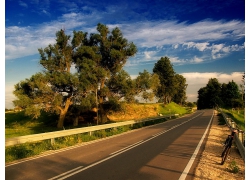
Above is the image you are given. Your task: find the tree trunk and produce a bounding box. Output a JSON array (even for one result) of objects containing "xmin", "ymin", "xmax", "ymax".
[
  {"xmin": 73, "ymin": 116, "xmax": 79, "ymax": 126},
  {"xmin": 57, "ymin": 111, "xmax": 66, "ymax": 129},
  {"xmin": 99, "ymin": 104, "xmax": 108, "ymax": 124},
  {"xmin": 163, "ymin": 95, "xmax": 167, "ymax": 104},
  {"xmin": 57, "ymin": 98, "xmax": 72, "ymax": 129}
]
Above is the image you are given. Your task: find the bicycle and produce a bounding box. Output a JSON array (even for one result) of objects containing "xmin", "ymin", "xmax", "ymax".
[{"xmin": 220, "ymin": 129, "xmax": 238, "ymax": 165}]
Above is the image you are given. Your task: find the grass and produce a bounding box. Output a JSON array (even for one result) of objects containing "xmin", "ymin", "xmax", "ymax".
[
  {"xmin": 5, "ymin": 102, "xmax": 191, "ymax": 163},
  {"xmin": 228, "ymin": 160, "xmax": 240, "ymax": 173},
  {"xmin": 158, "ymin": 102, "xmax": 191, "ymax": 115},
  {"xmin": 221, "ymin": 108, "xmax": 245, "ymax": 131}
]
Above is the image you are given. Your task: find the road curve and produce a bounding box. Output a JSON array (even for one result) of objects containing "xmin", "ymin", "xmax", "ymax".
[{"xmin": 5, "ymin": 109, "xmax": 214, "ymax": 180}]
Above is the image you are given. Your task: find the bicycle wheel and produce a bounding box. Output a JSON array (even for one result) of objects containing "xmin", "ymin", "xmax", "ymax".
[{"xmin": 221, "ymin": 146, "xmax": 230, "ymax": 165}]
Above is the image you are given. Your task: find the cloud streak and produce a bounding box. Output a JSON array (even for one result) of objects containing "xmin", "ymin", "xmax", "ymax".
[{"xmin": 5, "ymin": 10, "xmax": 245, "ymax": 61}]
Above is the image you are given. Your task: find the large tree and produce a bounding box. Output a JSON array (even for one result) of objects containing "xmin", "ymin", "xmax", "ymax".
[
  {"xmin": 13, "ymin": 29, "xmax": 93, "ymax": 128},
  {"xmin": 153, "ymin": 57, "xmax": 176, "ymax": 104},
  {"xmin": 73, "ymin": 23, "xmax": 137, "ymax": 123},
  {"xmin": 13, "ymin": 24, "xmax": 137, "ymax": 126}
]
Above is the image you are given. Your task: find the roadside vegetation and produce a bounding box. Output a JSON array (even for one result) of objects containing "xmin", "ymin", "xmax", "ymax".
[{"xmin": 220, "ymin": 108, "xmax": 245, "ymax": 131}]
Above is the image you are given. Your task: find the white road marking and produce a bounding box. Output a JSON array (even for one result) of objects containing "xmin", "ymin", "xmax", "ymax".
[
  {"xmin": 178, "ymin": 111, "xmax": 213, "ymax": 180},
  {"xmin": 110, "ymin": 140, "xmax": 144, "ymax": 155}
]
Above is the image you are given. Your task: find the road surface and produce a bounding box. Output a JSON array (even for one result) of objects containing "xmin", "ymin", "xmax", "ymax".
[{"xmin": 5, "ymin": 109, "xmax": 214, "ymax": 180}]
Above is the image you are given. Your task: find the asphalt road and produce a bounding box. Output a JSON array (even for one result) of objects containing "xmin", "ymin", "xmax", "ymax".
[{"xmin": 5, "ymin": 109, "xmax": 214, "ymax": 180}]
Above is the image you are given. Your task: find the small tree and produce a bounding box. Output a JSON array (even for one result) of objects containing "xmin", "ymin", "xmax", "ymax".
[
  {"xmin": 134, "ymin": 70, "xmax": 160, "ymax": 102},
  {"xmin": 153, "ymin": 57, "xmax": 175, "ymax": 104}
]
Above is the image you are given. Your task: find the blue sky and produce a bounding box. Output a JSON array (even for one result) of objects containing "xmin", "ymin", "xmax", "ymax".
[{"xmin": 4, "ymin": 0, "xmax": 246, "ymax": 109}]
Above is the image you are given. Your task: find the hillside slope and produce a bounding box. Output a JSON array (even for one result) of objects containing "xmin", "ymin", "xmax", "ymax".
[{"xmin": 108, "ymin": 102, "xmax": 189, "ymax": 121}]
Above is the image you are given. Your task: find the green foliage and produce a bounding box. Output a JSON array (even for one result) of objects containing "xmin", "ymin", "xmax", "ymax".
[
  {"xmin": 153, "ymin": 57, "xmax": 176, "ymax": 104},
  {"xmin": 172, "ymin": 74, "xmax": 187, "ymax": 105},
  {"xmin": 134, "ymin": 70, "xmax": 160, "ymax": 102},
  {"xmin": 217, "ymin": 113, "xmax": 226, "ymax": 125},
  {"xmin": 228, "ymin": 160, "xmax": 240, "ymax": 173},
  {"xmin": 197, "ymin": 76, "xmax": 244, "ymax": 111},
  {"xmin": 13, "ymin": 24, "xmax": 138, "ymax": 127},
  {"xmin": 152, "ymin": 57, "xmax": 187, "ymax": 105},
  {"xmin": 222, "ymin": 108, "xmax": 245, "ymax": 130}
]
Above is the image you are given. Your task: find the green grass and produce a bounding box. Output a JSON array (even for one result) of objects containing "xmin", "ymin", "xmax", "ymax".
[
  {"xmin": 158, "ymin": 102, "xmax": 191, "ymax": 115},
  {"xmin": 221, "ymin": 108, "xmax": 245, "ymax": 131},
  {"xmin": 5, "ymin": 111, "xmax": 60, "ymax": 138}
]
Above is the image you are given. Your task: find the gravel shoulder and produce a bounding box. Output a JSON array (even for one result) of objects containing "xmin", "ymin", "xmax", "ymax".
[{"xmin": 193, "ymin": 110, "xmax": 245, "ymax": 180}]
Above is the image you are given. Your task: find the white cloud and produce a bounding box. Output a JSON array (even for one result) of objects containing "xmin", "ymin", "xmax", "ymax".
[
  {"xmin": 190, "ymin": 56, "xmax": 204, "ymax": 63},
  {"xmin": 182, "ymin": 42, "xmax": 210, "ymax": 51},
  {"xmin": 19, "ymin": 1, "xmax": 28, "ymax": 8},
  {"xmin": 5, "ymin": 13, "xmax": 244, "ymax": 61},
  {"xmin": 122, "ymin": 20, "xmax": 244, "ymax": 47},
  {"xmin": 144, "ymin": 51, "xmax": 157, "ymax": 59},
  {"xmin": 5, "ymin": 83, "xmax": 17, "ymax": 109}
]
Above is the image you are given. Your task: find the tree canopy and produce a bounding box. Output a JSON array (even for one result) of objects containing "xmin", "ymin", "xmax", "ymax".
[
  {"xmin": 152, "ymin": 56, "xmax": 187, "ymax": 104},
  {"xmin": 13, "ymin": 24, "xmax": 137, "ymax": 128},
  {"xmin": 197, "ymin": 78, "xmax": 243, "ymax": 109}
]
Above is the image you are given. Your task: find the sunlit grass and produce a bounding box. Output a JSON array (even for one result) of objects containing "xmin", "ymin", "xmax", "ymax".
[{"xmin": 222, "ymin": 108, "xmax": 245, "ymax": 131}]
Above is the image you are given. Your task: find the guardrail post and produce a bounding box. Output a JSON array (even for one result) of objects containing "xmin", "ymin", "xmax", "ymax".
[
  {"xmin": 231, "ymin": 121, "xmax": 235, "ymax": 128},
  {"xmin": 89, "ymin": 131, "xmax": 92, "ymax": 136},
  {"xmin": 51, "ymin": 138, "xmax": 55, "ymax": 145},
  {"xmin": 227, "ymin": 118, "xmax": 231, "ymax": 126},
  {"xmin": 238, "ymin": 130, "xmax": 244, "ymax": 144}
]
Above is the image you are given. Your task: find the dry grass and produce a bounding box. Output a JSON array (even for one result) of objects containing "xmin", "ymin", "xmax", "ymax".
[{"xmin": 108, "ymin": 103, "xmax": 159, "ymax": 121}]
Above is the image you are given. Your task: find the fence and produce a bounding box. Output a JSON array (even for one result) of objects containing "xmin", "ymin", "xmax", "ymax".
[
  {"xmin": 5, "ymin": 114, "xmax": 180, "ymax": 147},
  {"xmin": 217, "ymin": 108, "xmax": 245, "ymax": 161}
]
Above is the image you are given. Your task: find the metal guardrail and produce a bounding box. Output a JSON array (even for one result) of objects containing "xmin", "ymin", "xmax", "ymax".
[
  {"xmin": 5, "ymin": 114, "xmax": 180, "ymax": 147},
  {"xmin": 217, "ymin": 108, "xmax": 245, "ymax": 161}
]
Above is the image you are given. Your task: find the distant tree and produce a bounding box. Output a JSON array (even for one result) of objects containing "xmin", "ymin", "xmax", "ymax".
[
  {"xmin": 153, "ymin": 57, "xmax": 175, "ymax": 104},
  {"xmin": 134, "ymin": 70, "xmax": 160, "ymax": 102},
  {"xmin": 186, "ymin": 102, "xmax": 195, "ymax": 108},
  {"xmin": 197, "ymin": 87, "xmax": 208, "ymax": 109},
  {"xmin": 206, "ymin": 78, "xmax": 222, "ymax": 108},
  {"xmin": 221, "ymin": 80, "xmax": 241, "ymax": 108},
  {"xmin": 107, "ymin": 69, "xmax": 135, "ymax": 103},
  {"xmin": 172, "ymin": 74, "xmax": 187, "ymax": 105}
]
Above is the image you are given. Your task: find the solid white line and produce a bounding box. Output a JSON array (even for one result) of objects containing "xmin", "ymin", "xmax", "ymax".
[{"xmin": 178, "ymin": 111, "xmax": 214, "ymax": 180}]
